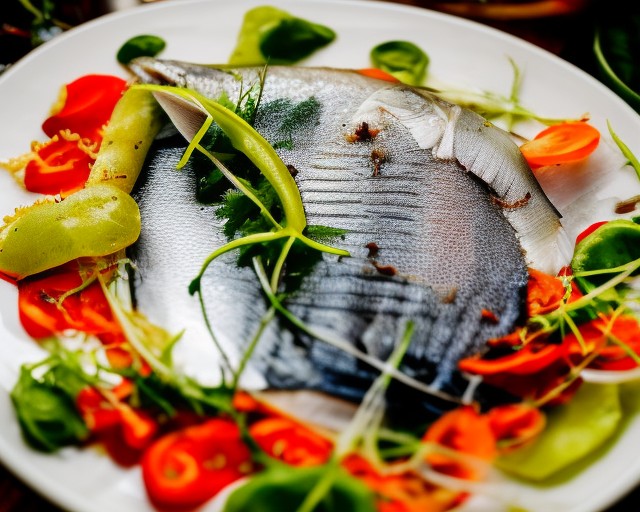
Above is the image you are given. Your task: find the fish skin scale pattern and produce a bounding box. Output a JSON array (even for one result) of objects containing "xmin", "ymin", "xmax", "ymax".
[{"xmin": 128, "ymin": 59, "xmax": 561, "ymax": 409}]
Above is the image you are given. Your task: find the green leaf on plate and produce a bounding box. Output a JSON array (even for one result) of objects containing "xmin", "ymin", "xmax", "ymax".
[
  {"xmin": 117, "ymin": 34, "xmax": 166, "ymax": 64},
  {"xmin": 496, "ymin": 383, "xmax": 622, "ymax": 481}
]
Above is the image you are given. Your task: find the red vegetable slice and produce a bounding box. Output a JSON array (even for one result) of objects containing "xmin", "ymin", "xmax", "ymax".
[
  {"xmin": 356, "ymin": 68, "xmax": 400, "ymax": 83},
  {"xmin": 249, "ymin": 417, "xmax": 333, "ymax": 467},
  {"xmin": 24, "ymin": 135, "xmax": 94, "ymax": 197},
  {"xmin": 575, "ymin": 220, "xmax": 609, "ymax": 244},
  {"xmin": 42, "ymin": 74, "xmax": 127, "ymax": 140},
  {"xmin": 141, "ymin": 418, "xmax": 254, "ymax": 509},
  {"xmin": 487, "ymin": 403, "xmax": 545, "ymax": 452},
  {"xmin": 520, "ymin": 121, "xmax": 600, "ymax": 169},
  {"xmin": 17, "ymin": 262, "xmax": 120, "ymax": 339},
  {"xmin": 423, "ymin": 405, "xmax": 496, "ymax": 480},
  {"xmin": 527, "ymin": 267, "xmax": 566, "ymax": 317}
]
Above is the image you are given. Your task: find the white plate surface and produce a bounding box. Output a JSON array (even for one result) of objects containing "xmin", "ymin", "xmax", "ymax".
[{"xmin": 1, "ymin": 1, "xmax": 640, "ymax": 511}]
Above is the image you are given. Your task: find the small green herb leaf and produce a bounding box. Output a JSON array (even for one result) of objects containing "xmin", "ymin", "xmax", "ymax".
[
  {"xmin": 370, "ymin": 40, "xmax": 429, "ymax": 86},
  {"xmin": 117, "ymin": 34, "xmax": 166, "ymax": 64}
]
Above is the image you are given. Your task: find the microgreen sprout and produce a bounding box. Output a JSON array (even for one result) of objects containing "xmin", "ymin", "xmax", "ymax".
[{"xmin": 607, "ymin": 120, "xmax": 640, "ymax": 181}]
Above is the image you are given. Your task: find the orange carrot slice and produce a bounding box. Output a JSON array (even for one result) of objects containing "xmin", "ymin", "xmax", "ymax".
[
  {"xmin": 356, "ymin": 68, "xmax": 400, "ymax": 83},
  {"xmin": 520, "ymin": 121, "xmax": 600, "ymax": 169}
]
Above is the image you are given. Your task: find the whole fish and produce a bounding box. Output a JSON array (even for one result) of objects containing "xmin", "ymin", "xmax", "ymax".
[{"xmin": 128, "ymin": 59, "xmax": 571, "ymax": 411}]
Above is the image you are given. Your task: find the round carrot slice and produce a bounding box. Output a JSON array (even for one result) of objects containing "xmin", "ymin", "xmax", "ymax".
[{"xmin": 520, "ymin": 121, "xmax": 600, "ymax": 168}]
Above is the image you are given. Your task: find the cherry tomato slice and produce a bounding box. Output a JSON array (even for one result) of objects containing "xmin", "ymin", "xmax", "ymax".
[
  {"xmin": 249, "ymin": 417, "xmax": 333, "ymax": 467},
  {"xmin": 141, "ymin": 418, "xmax": 253, "ymax": 509}
]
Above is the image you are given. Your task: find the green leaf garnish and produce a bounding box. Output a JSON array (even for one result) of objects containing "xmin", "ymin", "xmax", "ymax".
[
  {"xmin": 259, "ymin": 18, "xmax": 336, "ymax": 65},
  {"xmin": 117, "ymin": 34, "xmax": 166, "ymax": 64},
  {"xmin": 229, "ymin": 6, "xmax": 335, "ymax": 65},
  {"xmin": 370, "ymin": 40, "xmax": 429, "ymax": 86}
]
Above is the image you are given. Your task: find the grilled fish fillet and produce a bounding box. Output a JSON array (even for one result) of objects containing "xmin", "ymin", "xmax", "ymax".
[{"xmin": 127, "ymin": 59, "xmax": 571, "ymax": 407}]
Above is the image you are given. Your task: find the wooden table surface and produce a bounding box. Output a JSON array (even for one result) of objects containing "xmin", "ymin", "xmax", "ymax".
[{"xmin": 1, "ymin": 0, "xmax": 638, "ymax": 510}]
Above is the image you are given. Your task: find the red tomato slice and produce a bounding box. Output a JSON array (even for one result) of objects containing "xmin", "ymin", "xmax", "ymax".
[
  {"xmin": 42, "ymin": 75, "xmax": 127, "ymax": 140},
  {"xmin": 24, "ymin": 136, "xmax": 94, "ymax": 197},
  {"xmin": 249, "ymin": 417, "xmax": 333, "ymax": 467},
  {"xmin": 141, "ymin": 418, "xmax": 254, "ymax": 509},
  {"xmin": 17, "ymin": 262, "xmax": 120, "ymax": 339}
]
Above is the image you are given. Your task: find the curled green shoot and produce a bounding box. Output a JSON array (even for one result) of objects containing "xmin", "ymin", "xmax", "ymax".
[
  {"xmin": 134, "ymin": 83, "xmax": 350, "ymax": 297},
  {"xmin": 607, "ymin": 120, "xmax": 640, "ymax": 182}
]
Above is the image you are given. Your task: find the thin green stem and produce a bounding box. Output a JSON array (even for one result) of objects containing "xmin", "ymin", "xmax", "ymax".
[
  {"xmin": 565, "ymin": 257, "xmax": 640, "ymax": 313},
  {"xmin": 270, "ymin": 236, "xmax": 295, "ymax": 292},
  {"xmin": 607, "ymin": 120, "xmax": 640, "ymax": 181},
  {"xmin": 198, "ymin": 289, "xmax": 233, "ymax": 384},
  {"xmin": 298, "ymin": 233, "xmax": 350, "ymax": 257},
  {"xmin": 199, "ymin": 144, "xmax": 282, "ymax": 230},
  {"xmin": 296, "ymin": 459, "xmax": 340, "ymax": 512},
  {"xmin": 231, "ymin": 307, "xmax": 276, "ymax": 390},
  {"xmin": 190, "ymin": 230, "xmax": 290, "ymax": 294}
]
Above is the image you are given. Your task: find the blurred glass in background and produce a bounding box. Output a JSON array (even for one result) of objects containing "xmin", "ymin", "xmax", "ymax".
[{"xmin": 0, "ymin": 0, "xmax": 638, "ymax": 111}]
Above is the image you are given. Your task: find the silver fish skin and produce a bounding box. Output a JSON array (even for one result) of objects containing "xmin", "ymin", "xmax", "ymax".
[{"xmin": 128, "ymin": 59, "xmax": 568, "ymax": 404}]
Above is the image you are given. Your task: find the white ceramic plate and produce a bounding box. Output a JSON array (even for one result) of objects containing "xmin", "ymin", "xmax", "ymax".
[{"xmin": 1, "ymin": 1, "xmax": 640, "ymax": 511}]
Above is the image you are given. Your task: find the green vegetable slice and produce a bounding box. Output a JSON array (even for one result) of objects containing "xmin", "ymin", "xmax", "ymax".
[
  {"xmin": 0, "ymin": 184, "xmax": 140, "ymax": 279},
  {"xmin": 496, "ymin": 383, "xmax": 622, "ymax": 481},
  {"xmin": 223, "ymin": 464, "xmax": 376, "ymax": 512},
  {"xmin": 229, "ymin": 6, "xmax": 335, "ymax": 65},
  {"xmin": 116, "ymin": 34, "xmax": 166, "ymax": 65},
  {"xmin": 259, "ymin": 18, "xmax": 335, "ymax": 65},
  {"xmin": 571, "ymin": 219, "xmax": 640, "ymax": 291},
  {"xmin": 370, "ymin": 40, "xmax": 428, "ymax": 86}
]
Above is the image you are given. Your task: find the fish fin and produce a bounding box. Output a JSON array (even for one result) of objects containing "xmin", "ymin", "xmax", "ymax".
[{"xmin": 152, "ymin": 90, "xmax": 208, "ymax": 142}]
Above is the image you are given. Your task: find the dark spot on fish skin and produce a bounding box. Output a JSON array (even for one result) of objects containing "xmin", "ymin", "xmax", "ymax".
[
  {"xmin": 615, "ymin": 195, "xmax": 640, "ymax": 214},
  {"xmin": 346, "ymin": 122, "xmax": 379, "ymax": 143},
  {"xmin": 371, "ymin": 261, "xmax": 397, "ymax": 276},
  {"xmin": 371, "ymin": 149, "xmax": 386, "ymax": 177},
  {"xmin": 108, "ymin": 141, "xmax": 114, "ymax": 146},
  {"xmin": 287, "ymin": 164, "xmax": 299, "ymax": 178},
  {"xmin": 491, "ymin": 192, "xmax": 532, "ymax": 210},
  {"xmin": 111, "ymin": 196, "xmax": 118, "ymax": 201},
  {"xmin": 442, "ymin": 288, "xmax": 458, "ymax": 304},
  {"xmin": 365, "ymin": 242, "xmax": 379, "ymax": 258},
  {"xmin": 481, "ymin": 309, "xmax": 499, "ymax": 324},
  {"xmin": 114, "ymin": 174, "xmax": 128, "ymax": 180}
]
